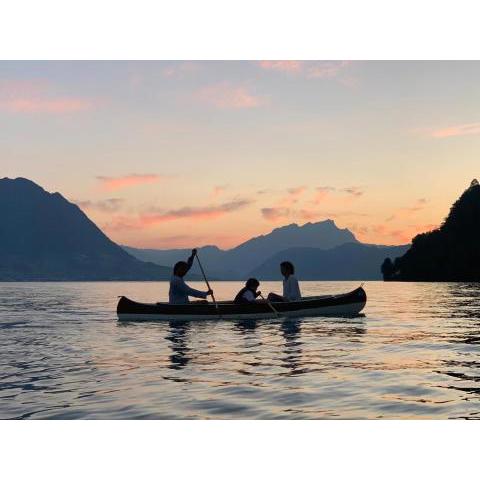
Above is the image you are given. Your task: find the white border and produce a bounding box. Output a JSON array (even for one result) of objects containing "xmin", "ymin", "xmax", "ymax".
[
  {"xmin": 1, "ymin": 0, "xmax": 480, "ymax": 59},
  {"xmin": 2, "ymin": 421, "xmax": 478, "ymax": 480},
  {"xmin": 1, "ymin": 1, "xmax": 478, "ymax": 477}
]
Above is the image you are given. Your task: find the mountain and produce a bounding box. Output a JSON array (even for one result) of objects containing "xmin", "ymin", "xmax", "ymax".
[
  {"xmin": 124, "ymin": 220, "xmax": 359, "ymax": 278},
  {"xmin": 250, "ymin": 243, "xmax": 410, "ymax": 280},
  {"xmin": 223, "ymin": 220, "xmax": 358, "ymax": 274},
  {"xmin": 0, "ymin": 177, "xmax": 172, "ymax": 280},
  {"xmin": 382, "ymin": 179, "xmax": 480, "ymax": 281}
]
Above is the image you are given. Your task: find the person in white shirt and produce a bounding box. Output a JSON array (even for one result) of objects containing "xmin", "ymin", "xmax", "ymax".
[
  {"xmin": 168, "ymin": 249, "xmax": 213, "ymax": 304},
  {"xmin": 267, "ymin": 261, "xmax": 302, "ymax": 302}
]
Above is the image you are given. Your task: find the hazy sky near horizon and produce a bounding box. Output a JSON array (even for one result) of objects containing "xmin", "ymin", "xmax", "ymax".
[{"xmin": 1, "ymin": 60, "xmax": 480, "ymax": 249}]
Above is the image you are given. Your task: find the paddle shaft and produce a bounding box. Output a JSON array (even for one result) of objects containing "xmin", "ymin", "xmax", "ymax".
[
  {"xmin": 260, "ymin": 293, "xmax": 280, "ymax": 318},
  {"xmin": 195, "ymin": 251, "xmax": 221, "ymax": 316}
]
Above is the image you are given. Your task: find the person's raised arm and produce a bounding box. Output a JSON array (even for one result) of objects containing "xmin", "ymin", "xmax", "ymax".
[{"xmin": 186, "ymin": 248, "xmax": 197, "ymax": 272}]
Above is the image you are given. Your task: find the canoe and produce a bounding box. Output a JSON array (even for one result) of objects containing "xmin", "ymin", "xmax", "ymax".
[{"xmin": 116, "ymin": 286, "xmax": 367, "ymax": 321}]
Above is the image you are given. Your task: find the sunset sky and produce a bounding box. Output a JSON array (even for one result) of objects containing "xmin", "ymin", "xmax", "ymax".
[{"xmin": 2, "ymin": 60, "xmax": 480, "ymax": 249}]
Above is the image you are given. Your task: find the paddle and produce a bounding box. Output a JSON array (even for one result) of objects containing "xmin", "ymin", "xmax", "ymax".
[
  {"xmin": 259, "ymin": 293, "xmax": 281, "ymax": 319},
  {"xmin": 194, "ymin": 250, "xmax": 222, "ymax": 319}
]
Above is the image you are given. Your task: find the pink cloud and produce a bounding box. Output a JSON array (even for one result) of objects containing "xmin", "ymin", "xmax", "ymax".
[
  {"xmin": 195, "ymin": 83, "xmax": 264, "ymax": 109},
  {"xmin": 3, "ymin": 98, "xmax": 93, "ymax": 113},
  {"xmin": 298, "ymin": 209, "xmax": 319, "ymax": 221},
  {"xmin": 311, "ymin": 186, "xmax": 336, "ymax": 204},
  {"xmin": 306, "ymin": 61, "xmax": 351, "ymax": 79},
  {"xmin": 96, "ymin": 174, "xmax": 164, "ymax": 192},
  {"xmin": 163, "ymin": 62, "xmax": 200, "ymax": 78},
  {"xmin": 257, "ymin": 60, "xmax": 352, "ymax": 82},
  {"xmin": 258, "ymin": 61, "xmax": 303, "ymax": 73},
  {"xmin": 0, "ymin": 79, "xmax": 95, "ymax": 114},
  {"xmin": 430, "ymin": 122, "xmax": 480, "ymax": 138}
]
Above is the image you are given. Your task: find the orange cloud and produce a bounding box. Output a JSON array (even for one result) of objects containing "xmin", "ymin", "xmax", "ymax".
[
  {"xmin": 195, "ymin": 83, "xmax": 264, "ymax": 109},
  {"xmin": 386, "ymin": 198, "xmax": 428, "ymax": 222},
  {"xmin": 96, "ymin": 174, "xmax": 164, "ymax": 191},
  {"xmin": 0, "ymin": 79, "xmax": 95, "ymax": 114},
  {"xmin": 390, "ymin": 224, "xmax": 439, "ymax": 244},
  {"xmin": 430, "ymin": 122, "xmax": 480, "ymax": 138}
]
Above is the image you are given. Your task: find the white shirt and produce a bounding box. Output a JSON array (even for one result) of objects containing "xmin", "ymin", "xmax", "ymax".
[
  {"xmin": 283, "ymin": 275, "xmax": 301, "ymax": 301},
  {"xmin": 168, "ymin": 275, "xmax": 208, "ymax": 304},
  {"xmin": 242, "ymin": 290, "xmax": 256, "ymax": 302}
]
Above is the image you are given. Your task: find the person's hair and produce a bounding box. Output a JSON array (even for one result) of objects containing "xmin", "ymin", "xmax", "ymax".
[
  {"xmin": 245, "ymin": 278, "xmax": 260, "ymax": 289},
  {"xmin": 281, "ymin": 261, "xmax": 295, "ymax": 275},
  {"xmin": 173, "ymin": 261, "xmax": 188, "ymax": 276}
]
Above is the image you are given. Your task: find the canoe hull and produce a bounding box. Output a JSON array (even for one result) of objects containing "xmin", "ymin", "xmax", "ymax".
[{"xmin": 117, "ymin": 286, "xmax": 367, "ymax": 321}]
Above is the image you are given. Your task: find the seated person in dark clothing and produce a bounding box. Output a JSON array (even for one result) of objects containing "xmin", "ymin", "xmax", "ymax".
[{"xmin": 234, "ymin": 278, "xmax": 262, "ymax": 304}]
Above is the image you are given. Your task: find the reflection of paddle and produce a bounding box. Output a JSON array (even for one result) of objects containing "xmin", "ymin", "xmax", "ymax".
[
  {"xmin": 259, "ymin": 293, "xmax": 280, "ymax": 318},
  {"xmin": 195, "ymin": 250, "xmax": 222, "ymax": 319}
]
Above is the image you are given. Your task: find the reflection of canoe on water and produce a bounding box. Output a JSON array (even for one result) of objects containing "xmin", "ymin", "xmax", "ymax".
[{"xmin": 117, "ymin": 286, "xmax": 367, "ymax": 321}]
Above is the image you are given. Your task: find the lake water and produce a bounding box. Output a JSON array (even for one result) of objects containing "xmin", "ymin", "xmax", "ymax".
[{"xmin": 1, "ymin": 281, "xmax": 480, "ymax": 419}]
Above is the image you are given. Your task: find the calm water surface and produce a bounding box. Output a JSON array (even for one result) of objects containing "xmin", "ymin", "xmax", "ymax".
[{"xmin": 1, "ymin": 281, "xmax": 480, "ymax": 419}]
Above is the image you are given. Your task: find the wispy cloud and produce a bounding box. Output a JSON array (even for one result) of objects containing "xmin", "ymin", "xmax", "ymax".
[
  {"xmin": 96, "ymin": 174, "xmax": 165, "ymax": 192},
  {"xmin": 353, "ymin": 222, "xmax": 438, "ymax": 244},
  {"xmin": 287, "ymin": 186, "xmax": 307, "ymax": 196},
  {"xmin": 211, "ymin": 185, "xmax": 228, "ymax": 197},
  {"xmin": 195, "ymin": 83, "xmax": 264, "ymax": 109},
  {"xmin": 163, "ymin": 62, "xmax": 200, "ymax": 78},
  {"xmin": 430, "ymin": 122, "xmax": 480, "ymax": 138},
  {"xmin": 258, "ymin": 60, "xmax": 352, "ymax": 81},
  {"xmin": 261, "ymin": 205, "xmax": 368, "ymax": 223},
  {"xmin": 261, "ymin": 207, "xmax": 291, "ymax": 222},
  {"xmin": 76, "ymin": 198, "xmax": 124, "ymax": 213},
  {"xmin": 279, "ymin": 186, "xmax": 307, "ymax": 207},
  {"xmin": 342, "ymin": 186, "xmax": 364, "ymax": 197},
  {"xmin": 258, "ymin": 61, "xmax": 303, "ymax": 73},
  {"xmin": 307, "ymin": 61, "xmax": 351, "ymax": 78},
  {"xmin": 386, "ymin": 198, "xmax": 427, "ymax": 222},
  {"xmin": 0, "ymin": 79, "xmax": 95, "ymax": 114},
  {"xmin": 310, "ymin": 185, "xmax": 363, "ymax": 204},
  {"xmin": 311, "ymin": 186, "xmax": 336, "ymax": 204},
  {"xmin": 141, "ymin": 199, "xmax": 252, "ymax": 225}
]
